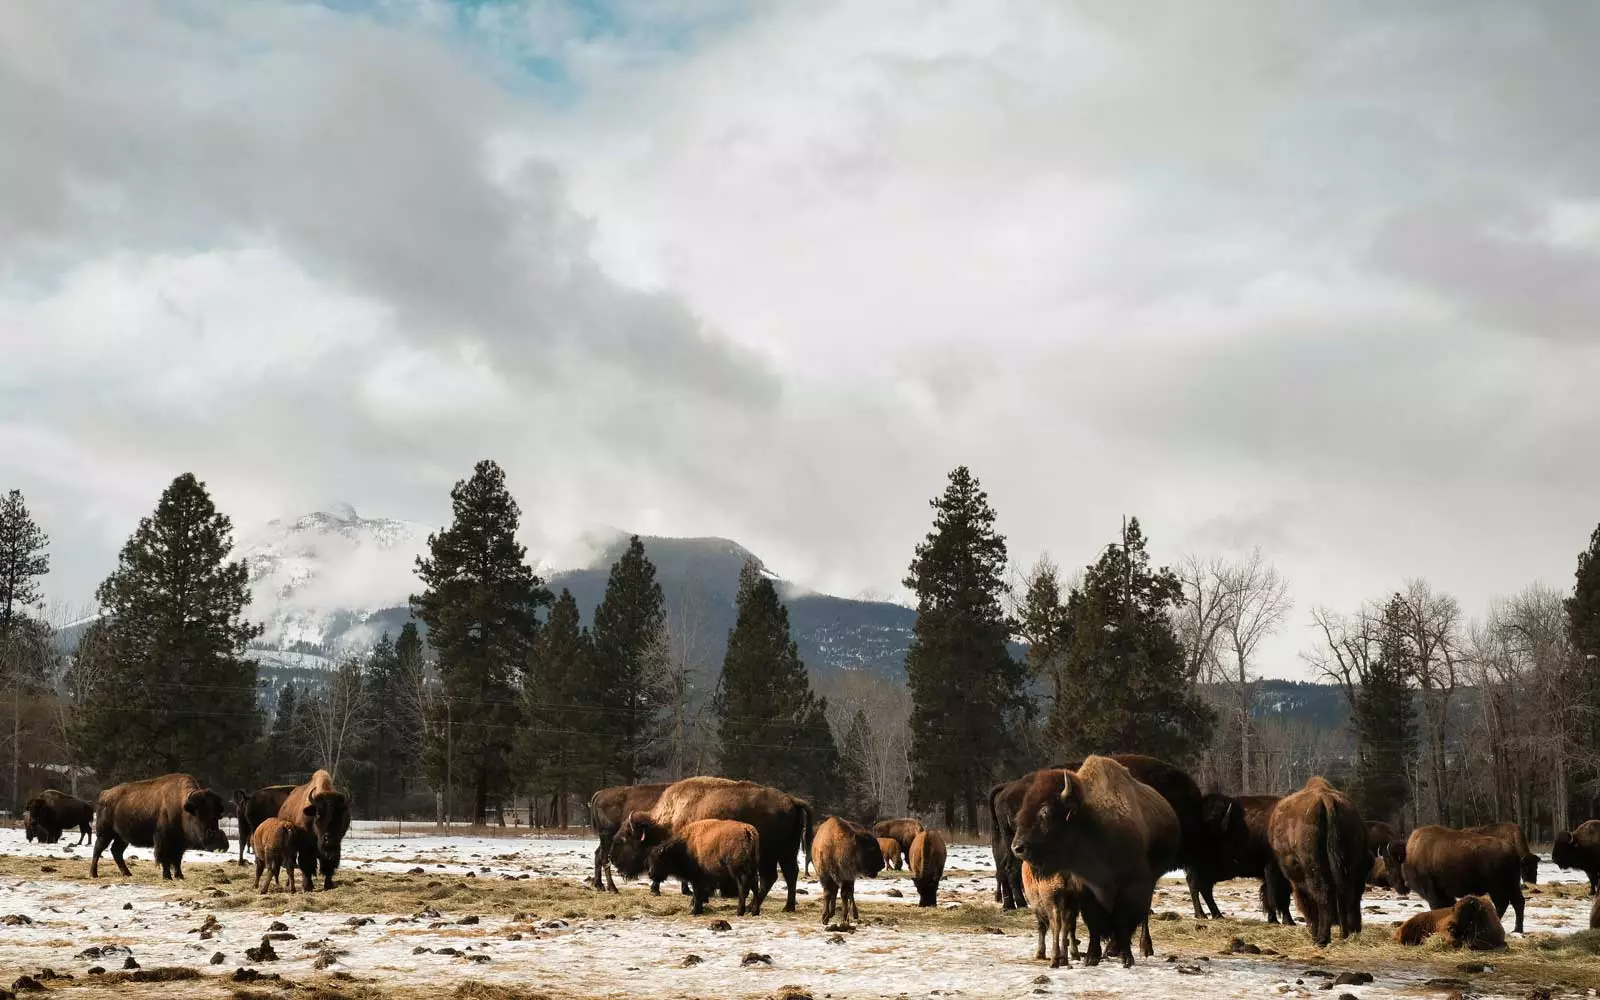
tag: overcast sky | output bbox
[4,2,1599,677]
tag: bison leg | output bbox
[1067,901,1082,961]
[592,837,609,891]
[1034,909,1048,960]
[779,850,799,913]
[90,829,118,878]
[820,874,838,926]
[298,848,317,892]
[1186,870,1211,919]
[847,878,861,925]
[255,856,266,892]
[690,880,710,916]
[320,853,338,890]
[78,824,92,847]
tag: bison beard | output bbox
[91,773,229,880]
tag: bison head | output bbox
[231,790,249,819]
[1520,851,1540,885]
[1552,831,1576,870]
[183,788,230,852]
[1381,840,1410,894]
[1010,769,1092,878]
[302,791,350,862]
[854,830,886,878]
[611,812,668,880]
[1199,793,1250,868]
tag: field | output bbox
[3,822,1599,1000]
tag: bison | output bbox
[279,769,351,891]
[1468,822,1539,885]
[909,828,947,908]
[251,817,297,895]
[233,785,296,863]
[1268,775,1366,946]
[1010,756,1182,967]
[643,817,761,916]
[1402,825,1525,934]
[23,790,94,846]
[1023,860,1083,968]
[1552,820,1600,894]
[90,773,229,879]
[587,782,670,892]
[813,816,885,927]
[1395,893,1506,950]
[1182,793,1296,924]
[877,836,903,871]
[610,776,812,911]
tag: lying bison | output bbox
[1011,756,1181,967]
[1268,776,1366,946]
[23,790,94,845]
[91,773,229,879]
[611,776,812,911]
[1468,822,1539,885]
[587,782,670,892]
[234,785,296,863]
[645,818,761,916]
[814,816,885,927]
[1023,860,1084,968]
[279,769,350,891]
[1395,893,1505,950]
[1403,825,1525,934]
[1553,820,1600,894]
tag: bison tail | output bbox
[797,801,814,874]
[987,783,1007,842]
[1320,799,1351,925]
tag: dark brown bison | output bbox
[1010,756,1182,967]
[1395,893,1506,950]
[587,782,670,892]
[1468,822,1539,885]
[1402,825,1525,934]
[873,818,924,859]
[909,828,947,907]
[1023,860,1084,968]
[877,836,903,870]
[251,817,297,895]
[23,790,94,845]
[279,769,350,891]
[1268,776,1367,946]
[1553,820,1600,894]
[643,818,761,916]
[90,773,229,879]
[813,816,885,927]
[233,785,296,863]
[1183,793,1296,924]
[610,776,813,911]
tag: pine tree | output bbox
[716,559,841,805]
[1352,596,1418,821]
[75,473,262,787]
[361,632,408,816]
[1054,517,1214,765]
[412,460,549,825]
[521,589,595,827]
[0,489,50,812]
[391,621,426,807]
[839,709,878,821]
[904,467,1024,830]
[1569,524,1600,658]
[590,536,668,785]
[267,682,308,782]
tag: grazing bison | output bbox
[644,818,761,916]
[233,785,296,863]
[1395,894,1506,950]
[1268,776,1367,946]
[90,773,229,879]
[279,769,351,891]
[587,782,670,892]
[611,776,813,912]
[1184,793,1295,924]
[1402,825,1525,934]
[909,828,947,907]
[1468,822,1539,885]
[1010,756,1182,967]
[23,790,94,846]
[251,817,297,895]
[1552,820,1600,894]
[1023,860,1083,968]
[813,816,885,927]
[878,836,903,871]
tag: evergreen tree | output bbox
[1352,596,1418,821]
[361,631,415,816]
[715,560,841,806]
[904,467,1024,830]
[75,474,262,787]
[391,621,426,807]
[521,589,595,827]
[1054,517,1214,765]
[267,682,308,781]
[412,460,549,825]
[1566,524,1600,764]
[0,489,50,811]
[590,536,668,784]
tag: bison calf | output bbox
[878,836,903,871]
[234,785,296,863]
[251,818,297,895]
[909,829,947,908]
[1023,860,1082,968]
[646,818,761,916]
[1395,894,1505,950]
[813,816,885,927]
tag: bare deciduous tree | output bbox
[1217,550,1291,793]
[296,657,372,789]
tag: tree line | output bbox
[4,465,1600,837]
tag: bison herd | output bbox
[18,755,1600,969]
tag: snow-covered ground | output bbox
[0,827,1586,999]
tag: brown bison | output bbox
[991,755,1247,918]
[610,776,813,911]
[1182,793,1295,924]
[1402,825,1525,934]
[279,769,351,891]
[251,817,297,895]
[1268,776,1366,946]
[909,828,947,907]
[1023,860,1083,968]
[23,790,94,845]
[1395,893,1506,950]
[643,818,761,916]
[233,785,296,863]
[874,818,924,859]
[1468,822,1539,885]
[1553,820,1600,894]
[1010,756,1182,967]
[813,816,886,927]
[90,773,229,879]
[587,782,670,892]
[877,836,903,870]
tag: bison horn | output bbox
[1058,771,1075,803]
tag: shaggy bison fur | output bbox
[909,828,947,908]
[1268,776,1367,946]
[279,769,351,891]
[91,773,229,879]
[251,817,297,894]
[644,818,761,916]
[1402,825,1525,934]
[1395,894,1506,950]
[23,790,93,845]
[1468,822,1539,885]
[813,816,885,926]
[587,782,670,892]
[1023,860,1084,968]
